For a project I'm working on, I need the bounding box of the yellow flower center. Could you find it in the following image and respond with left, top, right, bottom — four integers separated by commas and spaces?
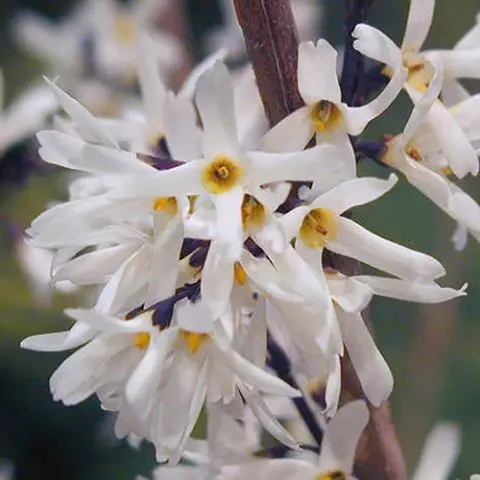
201, 155, 243, 194
300, 208, 339, 248
153, 196, 178, 215
133, 332, 151, 349
310, 100, 342, 133
406, 147, 422, 162
234, 262, 247, 285
316, 471, 347, 480
241, 195, 265, 230
179, 330, 210, 354
115, 18, 136, 44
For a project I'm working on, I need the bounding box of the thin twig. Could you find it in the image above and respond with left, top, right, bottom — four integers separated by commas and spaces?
267, 335, 324, 446
233, 1, 407, 478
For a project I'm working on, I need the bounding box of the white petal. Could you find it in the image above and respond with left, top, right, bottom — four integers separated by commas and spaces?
452, 222, 469, 251
196, 61, 239, 158
212, 186, 244, 261
65, 309, 153, 333
44, 78, 118, 148
175, 299, 215, 333
318, 400, 369, 473
330, 217, 445, 281
248, 144, 343, 186
213, 338, 300, 397
201, 242, 234, 319
298, 40, 341, 105
337, 310, 393, 406
310, 174, 397, 215
324, 355, 341, 416
144, 216, 183, 308
327, 274, 373, 313
355, 275, 467, 303
346, 24, 407, 135
240, 387, 300, 449
401, 0, 435, 52
20, 324, 95, 352
261, 106, 313, 153
411, 423, 461, 480
136, 32, 167, 136
126, 328, 178, 413
437, 49, 480, 79
163, 93, 201, 161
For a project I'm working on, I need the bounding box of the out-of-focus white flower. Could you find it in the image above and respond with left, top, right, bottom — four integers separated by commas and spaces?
206, 0, 323, 60
411, 422, 461, 480
13, 0, 181, 84
218, 400, 368, 480
262, 25, 407, 176
0, 70, 57, 154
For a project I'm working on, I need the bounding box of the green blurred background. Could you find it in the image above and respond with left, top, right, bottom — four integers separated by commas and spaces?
0, 0, 479, 478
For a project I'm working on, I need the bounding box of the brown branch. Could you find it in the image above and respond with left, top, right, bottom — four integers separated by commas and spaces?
233, 1, 407, 478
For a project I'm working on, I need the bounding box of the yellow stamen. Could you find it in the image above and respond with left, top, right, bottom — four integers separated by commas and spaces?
153, 196, 178, 215
407, 147, 422, 162
188, 195, 197, 215
201, 155, 243, 194
115, 18, 136, 44
441, 167, 454, 176
234, 262, 247, 285
316, 471, 348, 480
133, 332, 151, 349
241, 195, 265, 230
310, 100, 342, 133
180, 330, 209, 354
300, 208, 339, 248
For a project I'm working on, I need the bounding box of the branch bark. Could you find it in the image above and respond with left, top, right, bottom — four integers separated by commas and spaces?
233, 1, 407, 478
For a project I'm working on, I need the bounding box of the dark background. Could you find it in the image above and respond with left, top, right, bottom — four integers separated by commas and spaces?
0, 0, 479, 478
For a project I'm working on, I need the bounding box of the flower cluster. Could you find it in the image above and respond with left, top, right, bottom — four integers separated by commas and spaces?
5, 0, 480, 478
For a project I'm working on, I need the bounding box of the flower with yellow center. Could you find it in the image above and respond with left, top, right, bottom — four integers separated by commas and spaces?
179, 330, 210, 354
201, 155, 243, 194
310, 101, 342, 133
300, 208, 339, 248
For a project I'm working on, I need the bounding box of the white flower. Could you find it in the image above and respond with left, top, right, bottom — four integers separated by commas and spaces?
280, 174, 445, 282
218, 400, 369, 480
384, 56, 480, 249
262, 24, 407, 175
13, 0, 181, 84
0, 71, 57, 154
411, 422, 461, 480
124, 299, 300, 463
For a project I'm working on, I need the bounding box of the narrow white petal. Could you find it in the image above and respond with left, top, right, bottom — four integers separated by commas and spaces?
240, 387, 300, 449
337, 310, 393, 406
20, 325, 95, 352
318, 400, 369, 473
298, 40, 342, 105
411, 423, 461, 480
310, 174, 397, 215
355, 275, 467, 303
175, 299, 215, 333
401, 0, 435, 52
261, 106, 313, 153
213, 338, 300, 397
44, 78, 118, 148
324, 355, 341, 417
136, 32, 167, 135
196, 61, 239, 158
433, 49, 480, 80
144, 216, 183, 308
126, 328, 178, 413
248, 144, 343, 186
65, 309, 153, 333
201, 242, 234, 319
330, 217, 445, 281
163, 93, 201, 161
327, 274, 374, 313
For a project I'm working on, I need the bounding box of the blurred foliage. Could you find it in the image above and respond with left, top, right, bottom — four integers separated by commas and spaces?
0, 0, 479, 479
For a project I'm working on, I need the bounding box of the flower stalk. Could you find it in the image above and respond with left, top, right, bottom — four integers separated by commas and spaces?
233, 0, 408, 478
